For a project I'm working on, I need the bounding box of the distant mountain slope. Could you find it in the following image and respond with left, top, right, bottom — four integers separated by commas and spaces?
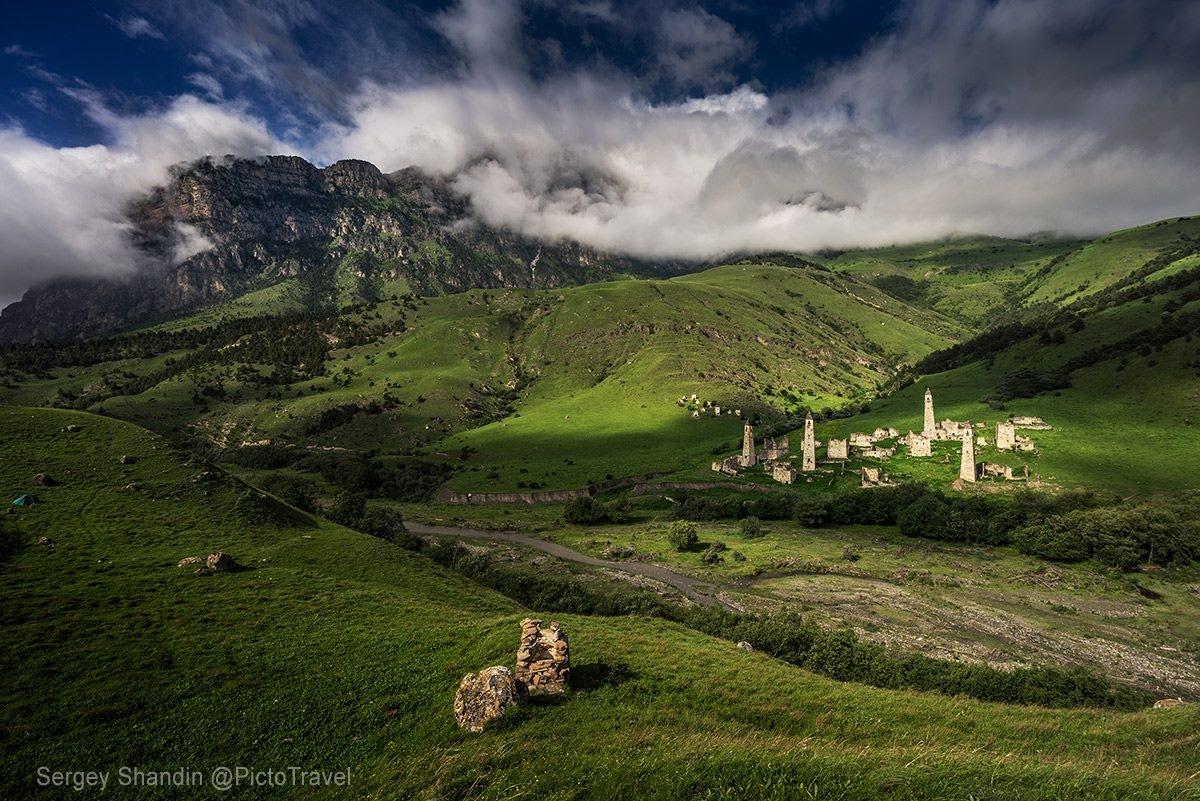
1019, 216, 1200, 305
823, 235, 1085, 325
0, 155, 686, 342
0, 259, 957, 490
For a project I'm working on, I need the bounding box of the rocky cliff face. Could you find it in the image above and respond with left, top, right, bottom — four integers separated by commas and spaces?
0, 155, 679, 342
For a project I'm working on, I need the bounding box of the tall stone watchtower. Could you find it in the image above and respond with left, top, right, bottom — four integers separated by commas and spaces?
958, 429, 977, 482
740, 423, 757, 468
802, 412, 816, 472
923, 388, 936, 436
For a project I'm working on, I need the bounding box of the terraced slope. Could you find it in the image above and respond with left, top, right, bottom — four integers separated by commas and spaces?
1, 407, 1198, 800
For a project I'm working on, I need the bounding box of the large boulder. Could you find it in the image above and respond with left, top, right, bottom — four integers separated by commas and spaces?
515, 618, 570, 694
205, 552, 239, 572
453, 666, 525, 732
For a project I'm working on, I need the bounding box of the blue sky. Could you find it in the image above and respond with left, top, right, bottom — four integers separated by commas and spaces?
0, 0, 1198, 306
2, 1, 900, 148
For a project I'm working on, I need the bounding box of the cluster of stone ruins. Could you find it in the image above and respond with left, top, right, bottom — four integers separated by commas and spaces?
712, 388, 1050, 488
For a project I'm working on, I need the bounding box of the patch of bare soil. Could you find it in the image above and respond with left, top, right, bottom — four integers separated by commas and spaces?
753, 575, 1200, 697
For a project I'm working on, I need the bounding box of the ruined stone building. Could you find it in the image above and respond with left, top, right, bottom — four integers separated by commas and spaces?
739, 423, 757, 468
849, 432, 874, 447
861, 467, 896, 488
763, 435, 789, 461
924, 387, 936, 436
908, 433, 932, 457
771, 463, 798, 484
826, 438, 849, 460
959, 430, 978, 482
1011, 416, 1052, 430
872, 427, 899, 439
996, 421, 1016, 451
802, 412, 816, 471
980, 463, 1029, 481
711, 455, 741, 475
860, 446, 896, 460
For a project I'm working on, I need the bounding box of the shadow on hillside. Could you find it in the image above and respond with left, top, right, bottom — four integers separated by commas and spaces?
569, 661, 638, 692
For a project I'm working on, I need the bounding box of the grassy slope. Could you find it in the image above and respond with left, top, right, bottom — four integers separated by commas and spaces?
439, 263, 951, 491
827, 236, 1084, 324
1024, 217, 1200, 305
1, 407, 1199, 800
1, 262, 955, 493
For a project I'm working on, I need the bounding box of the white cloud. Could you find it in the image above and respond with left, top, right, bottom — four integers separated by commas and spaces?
107, 15, 167, 41
4, 0, 1200, 311
0, 95, 282, 299
317, 0, 1200, 259
171, 222, 216, 264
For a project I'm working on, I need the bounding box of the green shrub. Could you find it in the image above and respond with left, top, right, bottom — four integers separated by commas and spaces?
563, 496, 611, 525
258, 473, 318, 513
359, 506, 406, 541
792, 496, 830, 527
327, 490, 367, 528
739, 516, 764, 538
700, 545, 725, 565
667, 521, 699, 552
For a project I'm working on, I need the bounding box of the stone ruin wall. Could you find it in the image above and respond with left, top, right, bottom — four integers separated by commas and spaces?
516, 618, 570, 694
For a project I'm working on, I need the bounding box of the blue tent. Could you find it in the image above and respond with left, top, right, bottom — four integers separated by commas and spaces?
11, 494, 39, 506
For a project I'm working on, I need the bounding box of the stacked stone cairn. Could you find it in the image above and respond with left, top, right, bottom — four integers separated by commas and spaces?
516, 618, 570, 694
454, 618, 571, 731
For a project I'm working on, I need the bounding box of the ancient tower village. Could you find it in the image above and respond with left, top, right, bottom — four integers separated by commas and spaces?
704, 387, 1049, 488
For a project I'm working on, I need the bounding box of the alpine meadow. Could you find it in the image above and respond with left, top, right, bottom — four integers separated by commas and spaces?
1, 2, 1198, 799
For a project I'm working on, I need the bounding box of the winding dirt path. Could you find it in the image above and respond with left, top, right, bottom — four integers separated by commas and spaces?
405, 522, 731, 609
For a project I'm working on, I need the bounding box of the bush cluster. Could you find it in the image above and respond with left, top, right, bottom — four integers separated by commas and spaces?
563, 496, 630, 525
667, 521, 699, 552
1012, 496, 1200, 570
667, 486, 1200, 572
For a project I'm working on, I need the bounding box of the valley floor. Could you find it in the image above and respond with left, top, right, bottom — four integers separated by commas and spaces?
403, 501, 1200, 699
2, 407, 1199, 800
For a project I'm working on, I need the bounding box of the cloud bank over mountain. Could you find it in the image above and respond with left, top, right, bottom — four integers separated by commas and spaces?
2, 0, 1199, 301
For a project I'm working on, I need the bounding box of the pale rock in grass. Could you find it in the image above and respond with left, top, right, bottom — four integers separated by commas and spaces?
453, 666, 526, 732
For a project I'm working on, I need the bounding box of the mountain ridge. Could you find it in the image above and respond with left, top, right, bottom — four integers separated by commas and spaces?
0, 154, 691, 342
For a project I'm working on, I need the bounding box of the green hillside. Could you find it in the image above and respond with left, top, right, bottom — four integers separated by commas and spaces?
0, 217, 1195, 500
1022, 217, 1200, 305
825, 235, 1084, 324
2, 407, 1198, 800
0, 260, 957, 493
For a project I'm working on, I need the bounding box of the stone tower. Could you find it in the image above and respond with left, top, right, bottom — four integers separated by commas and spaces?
958, 429, 977, 482
802, 412, 816, 472
923, 388, 936, 436
740, 423, 757, 468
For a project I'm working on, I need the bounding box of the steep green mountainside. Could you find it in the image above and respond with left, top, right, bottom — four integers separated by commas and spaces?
824, 235, 1085, 324
1020, 216, 1200, 305
0, 260, 957, 492
823, 216, 1200, 327
1, 407, 1197, 800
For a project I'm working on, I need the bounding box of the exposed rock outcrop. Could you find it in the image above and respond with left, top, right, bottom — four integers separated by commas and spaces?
0, 155, 689, 342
